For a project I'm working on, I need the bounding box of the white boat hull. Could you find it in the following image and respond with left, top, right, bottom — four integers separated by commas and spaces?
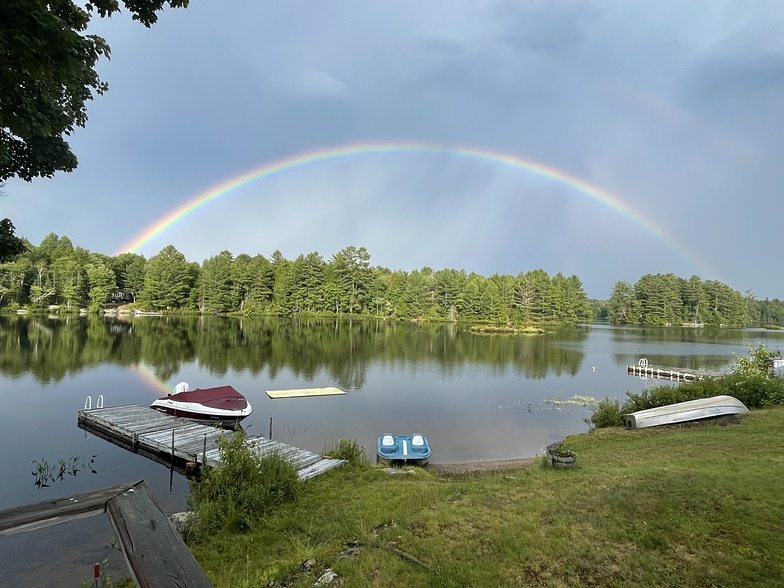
623, 395, 749, 429
150, 398, 252, 425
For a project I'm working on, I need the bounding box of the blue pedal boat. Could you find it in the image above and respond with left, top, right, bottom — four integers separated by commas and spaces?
377, 433, 432, 466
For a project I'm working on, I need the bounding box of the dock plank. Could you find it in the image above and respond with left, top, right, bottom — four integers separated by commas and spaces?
298, 459, 347, 481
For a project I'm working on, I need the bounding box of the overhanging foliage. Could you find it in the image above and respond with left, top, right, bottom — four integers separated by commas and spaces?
0, 0, 188, 182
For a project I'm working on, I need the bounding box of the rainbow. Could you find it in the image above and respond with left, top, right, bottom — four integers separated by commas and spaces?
116, 141, 716, 276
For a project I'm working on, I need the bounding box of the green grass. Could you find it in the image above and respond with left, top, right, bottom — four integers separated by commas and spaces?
188, 408, 784, 587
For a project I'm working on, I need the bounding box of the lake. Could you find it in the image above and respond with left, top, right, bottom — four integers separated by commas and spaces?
1, 315, 781, 586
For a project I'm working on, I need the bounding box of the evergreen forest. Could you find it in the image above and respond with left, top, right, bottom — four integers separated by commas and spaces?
1, 232, 782, 327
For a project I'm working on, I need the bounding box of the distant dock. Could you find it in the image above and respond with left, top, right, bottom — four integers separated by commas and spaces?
78, 405, 345, 480
627, 358, 723, 382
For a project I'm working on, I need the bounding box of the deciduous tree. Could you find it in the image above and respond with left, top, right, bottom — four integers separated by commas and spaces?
1, 0, 189, 183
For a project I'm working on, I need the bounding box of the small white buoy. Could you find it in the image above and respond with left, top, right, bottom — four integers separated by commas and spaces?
592, 366, 596, 372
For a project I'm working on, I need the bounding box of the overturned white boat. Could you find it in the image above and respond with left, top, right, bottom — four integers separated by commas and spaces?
623, 395, 749, 429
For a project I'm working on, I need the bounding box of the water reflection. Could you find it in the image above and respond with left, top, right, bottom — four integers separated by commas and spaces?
0, 315, 590, 387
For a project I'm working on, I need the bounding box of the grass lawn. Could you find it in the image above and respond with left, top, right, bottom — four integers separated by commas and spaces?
189, 407, 784, 587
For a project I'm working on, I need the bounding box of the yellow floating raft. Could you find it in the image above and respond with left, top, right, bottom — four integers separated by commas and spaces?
265, 387, 345, 399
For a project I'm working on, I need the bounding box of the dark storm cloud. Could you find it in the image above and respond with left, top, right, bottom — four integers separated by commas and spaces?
4, 0, 784, 299
680, 50, 784, 148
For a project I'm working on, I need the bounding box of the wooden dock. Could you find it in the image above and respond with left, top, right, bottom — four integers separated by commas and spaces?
78, 405, 345, 481
627, 358, 722, 382
0, 481, 139, 539
107, 481, 214, 588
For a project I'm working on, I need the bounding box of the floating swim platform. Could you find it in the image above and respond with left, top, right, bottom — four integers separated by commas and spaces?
266, 387, 345, 399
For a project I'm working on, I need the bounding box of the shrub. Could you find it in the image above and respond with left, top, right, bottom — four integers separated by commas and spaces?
721, 372, 784, 408
623, 380, 716, 413
589, 397, 624, 428
187, 429, 300, 539
764, 386, 784, 407
732, 343, 781, 377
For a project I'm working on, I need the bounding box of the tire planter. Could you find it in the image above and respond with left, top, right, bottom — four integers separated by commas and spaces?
546, 442, 577, 469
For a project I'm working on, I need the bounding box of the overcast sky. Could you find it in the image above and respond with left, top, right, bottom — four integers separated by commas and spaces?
4, 1, 783, 299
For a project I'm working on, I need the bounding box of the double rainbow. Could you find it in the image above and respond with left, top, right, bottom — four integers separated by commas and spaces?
116, 141, 715, 277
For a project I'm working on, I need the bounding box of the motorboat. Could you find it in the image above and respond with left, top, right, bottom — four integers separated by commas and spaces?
377, 433, 431, 466
150, 382, 252, 426
623, 395, 748, 429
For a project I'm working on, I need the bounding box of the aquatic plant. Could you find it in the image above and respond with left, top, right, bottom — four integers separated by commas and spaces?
31, 455, 97, 489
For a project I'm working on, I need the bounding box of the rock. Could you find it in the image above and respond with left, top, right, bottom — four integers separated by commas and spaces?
382, 467, 415, 475
168, 511, 193, 533
313, 569, 341, 586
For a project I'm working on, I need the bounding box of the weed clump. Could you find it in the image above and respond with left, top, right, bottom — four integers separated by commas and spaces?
187, 428, 300, 538
324, 438, 369, 467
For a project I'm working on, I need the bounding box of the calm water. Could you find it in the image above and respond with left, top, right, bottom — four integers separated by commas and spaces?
1, 315, 782, 586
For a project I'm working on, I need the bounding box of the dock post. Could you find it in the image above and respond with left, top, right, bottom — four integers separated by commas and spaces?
269, 417, 273, 439
202, 433, 207, 466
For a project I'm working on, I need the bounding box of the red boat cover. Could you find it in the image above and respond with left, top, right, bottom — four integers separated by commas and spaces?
164, 385, 248, 410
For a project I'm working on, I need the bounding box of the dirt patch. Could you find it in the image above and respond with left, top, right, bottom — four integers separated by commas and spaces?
426, 457, 539, 474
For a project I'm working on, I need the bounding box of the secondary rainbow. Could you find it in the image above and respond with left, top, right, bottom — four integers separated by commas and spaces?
116, 141, 716, 276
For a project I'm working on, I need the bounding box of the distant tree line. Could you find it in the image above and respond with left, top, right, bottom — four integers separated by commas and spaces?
607, 274, 772, 327
1, 233, 781, 326
0, 234, 594, 324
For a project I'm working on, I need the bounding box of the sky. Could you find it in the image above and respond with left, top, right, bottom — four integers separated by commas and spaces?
3, 0, 784, 300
